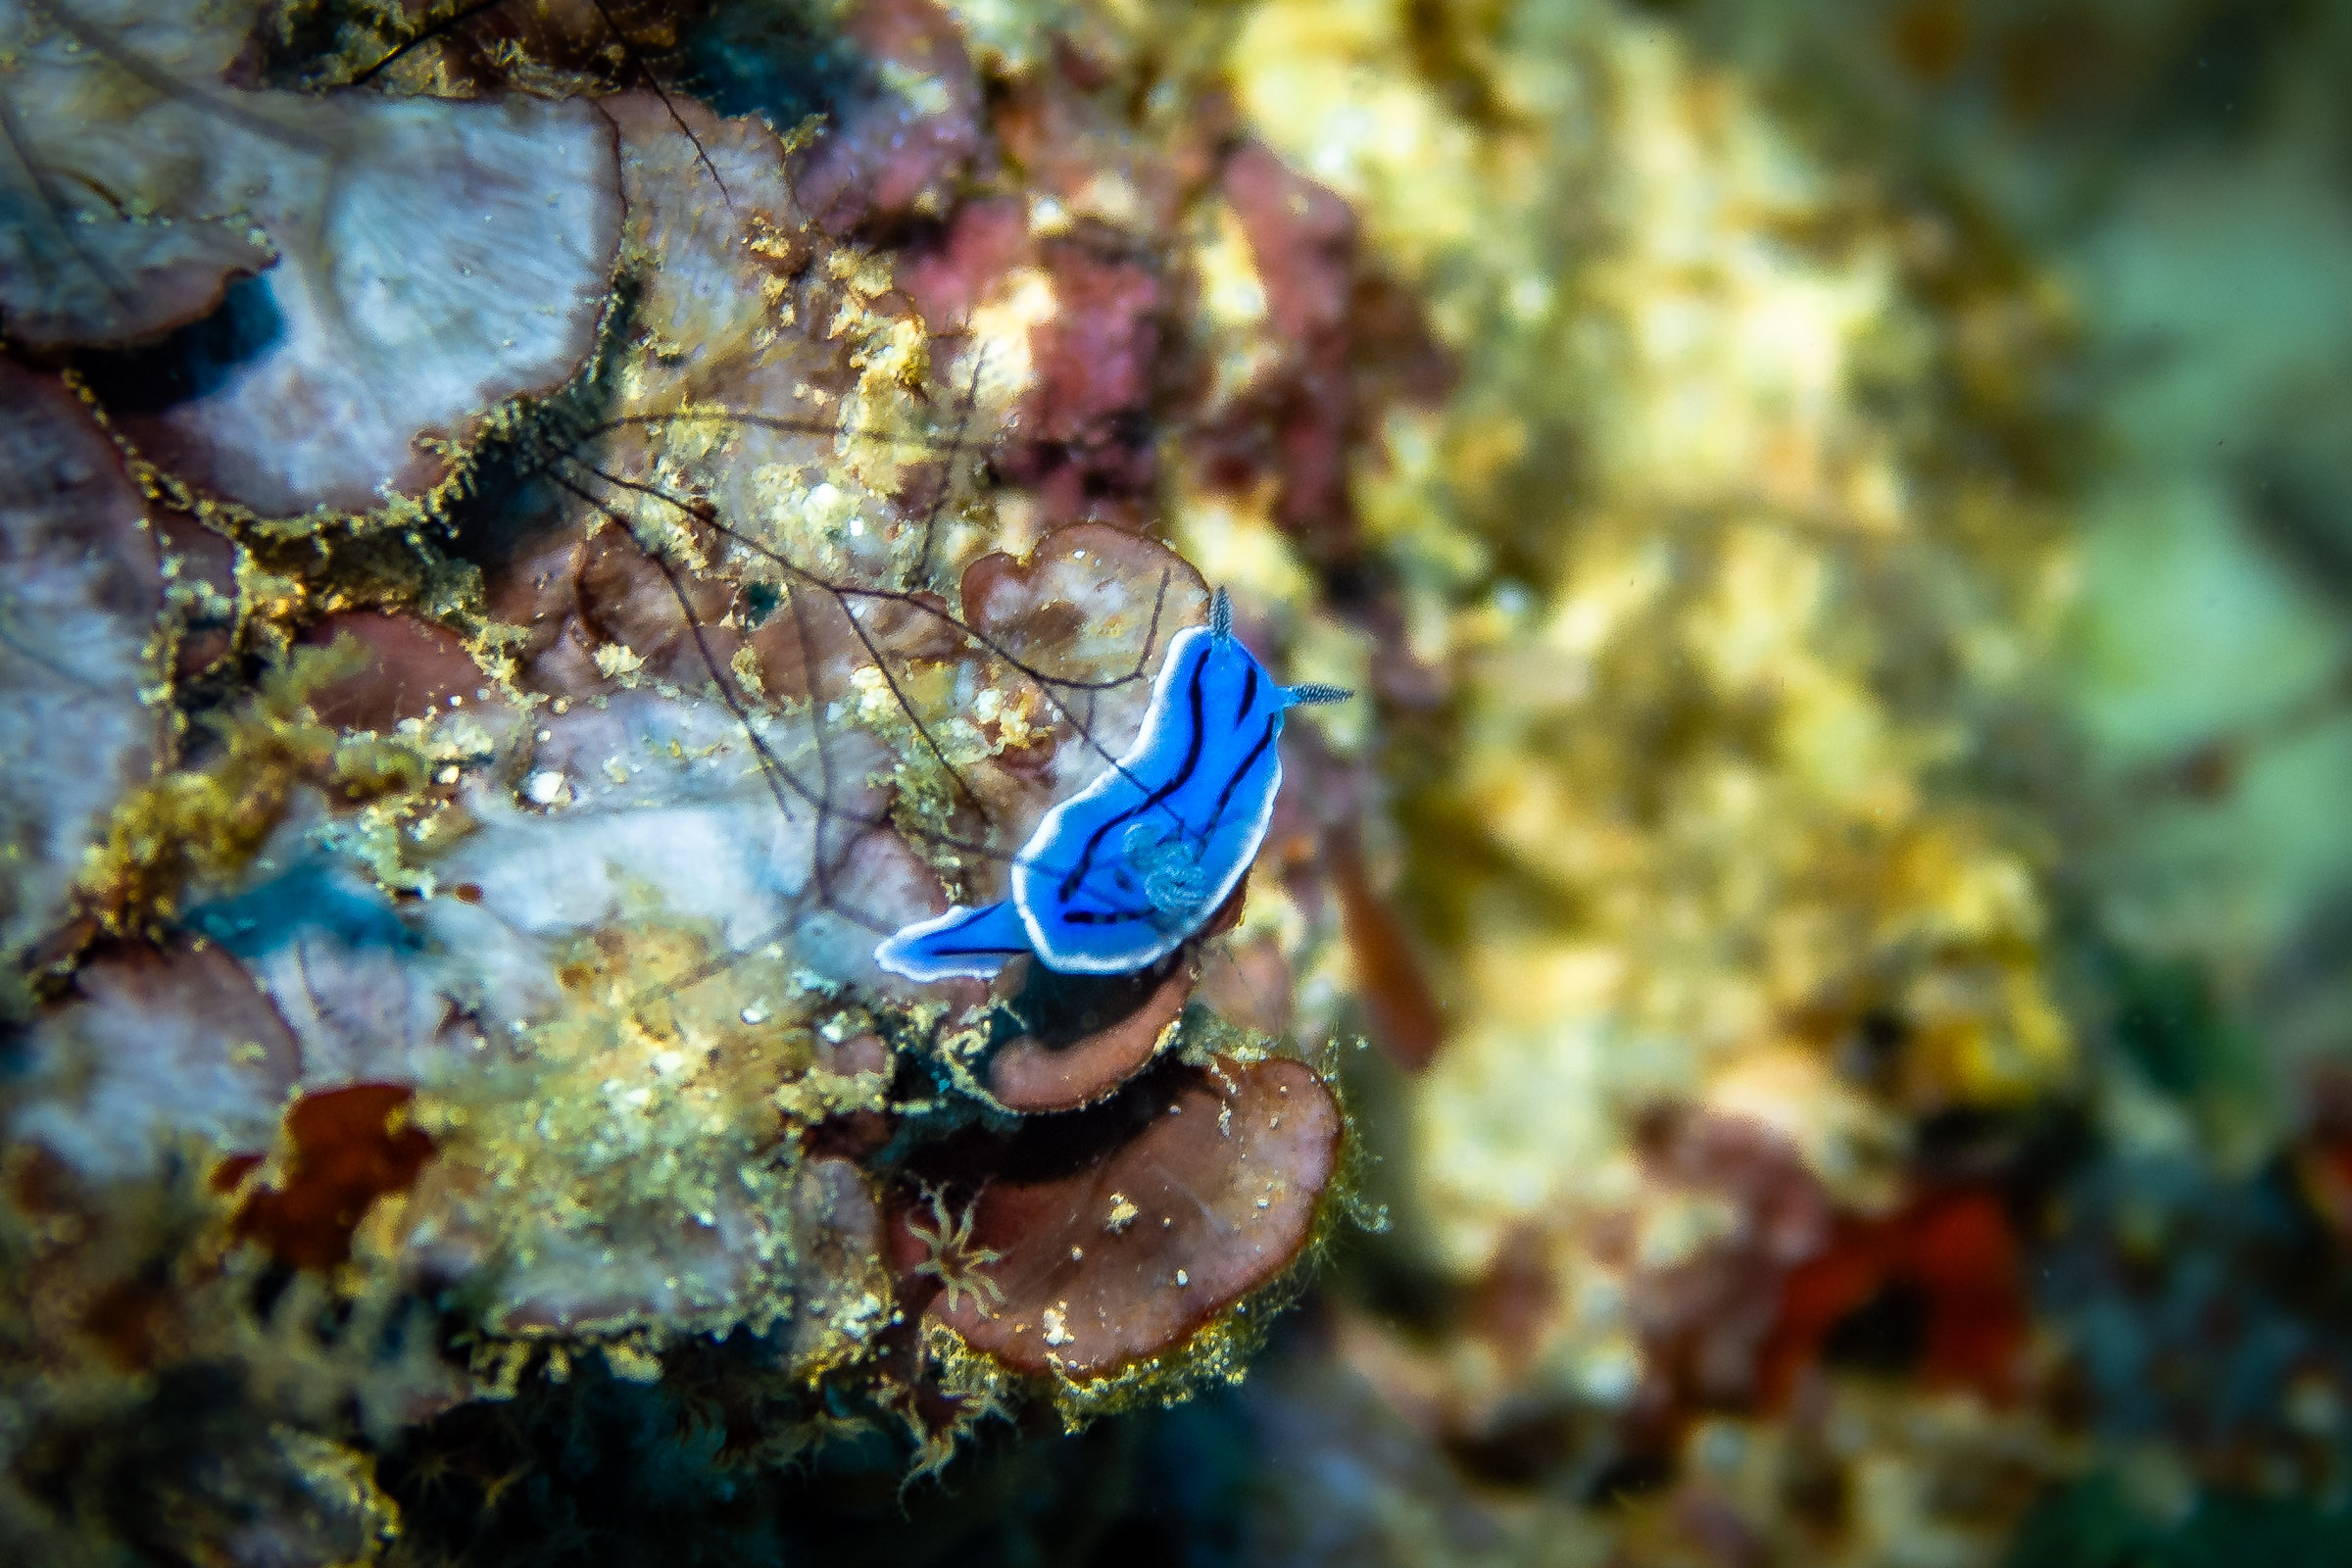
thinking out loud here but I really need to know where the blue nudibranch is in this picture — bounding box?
[875,589,1351,981]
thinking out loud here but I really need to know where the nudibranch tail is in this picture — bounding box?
[1209,585,1233,640]
[872,900,1031,981]
[1283,682,1354,707]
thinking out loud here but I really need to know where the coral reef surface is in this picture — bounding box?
[7,0,2352,1564]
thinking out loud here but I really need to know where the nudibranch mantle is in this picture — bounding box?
[876,590,1350,981]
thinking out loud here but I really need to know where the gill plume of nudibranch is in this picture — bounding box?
[876,587,1351,980]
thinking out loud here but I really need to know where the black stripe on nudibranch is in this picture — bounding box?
[1058,638,1211,900]
[1205,716,1280,832]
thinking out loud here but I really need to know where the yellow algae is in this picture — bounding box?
[75,640,361,933]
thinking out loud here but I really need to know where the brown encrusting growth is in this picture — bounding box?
[1326,823,1445,1072]
[793,0,984,235]
[901,1055,1341,1379]
[978,870,1253,1111]
[1196,139,1450,564]
[1757,1188,2027,1409]
[236,1083,436,1271]
[299,612,493,732]
[995,239,1168,524]
[1619,1109,1836,1431]
[983,956,1196,1112]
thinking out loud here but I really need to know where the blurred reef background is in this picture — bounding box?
[5,0,2352,1563]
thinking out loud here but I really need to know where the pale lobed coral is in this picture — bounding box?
[0,364,162,991]
[0,0,626,517]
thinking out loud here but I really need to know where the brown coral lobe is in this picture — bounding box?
[298,611,490,732]
[792,0,984,236]
[901,1054,1341,1380]
[984,954,1197,1113]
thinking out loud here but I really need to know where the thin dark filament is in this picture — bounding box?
[778,536,844,913]
[583,0,734,212]
[580,408,1150,468]
[584,409,924,449]
[30,1,316,151]
[553,445,1181,808]
[914,348,988,582]
[533,392,1211,997]
[837,592,991,819]
[1204,941,1283,1044]
[622,863,862,1013]
[548,469,925,941]
[348,0,514,87]
[553,450,990,821]
[598,453,1202,843]
[542,468,826,836]
[540,467,1073,886]
[543,450,1215,982]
